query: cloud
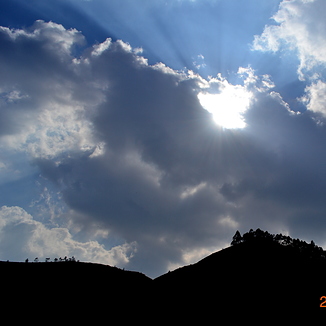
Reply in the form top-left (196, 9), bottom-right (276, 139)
top-left (2, 20), bottom-right (326, 277)
top-left (253, 0), bottom-right (326, 80)
top-left (300, 80), bottom-right (326, 117)
top-left (0, 206), bottom-right (136, 264)
top-left (0, 21), bottom-right (233, 276)
top-left (30, 36), bottom-right (290, 276)
top-left (0, 20), bottom-right (97, 158)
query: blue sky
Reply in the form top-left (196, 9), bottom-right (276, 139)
top-left (1, 0), bottom-right (326, 277)
top-left (0, 1), bottom-right (283, 75)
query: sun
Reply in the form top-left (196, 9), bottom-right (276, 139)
top-left (198, 84), bottom-right (252, 129)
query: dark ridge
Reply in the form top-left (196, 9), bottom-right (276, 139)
top-left (154, 229), bottom-right (326, 321)
top-left (3, 229), bottom-right (326, 322)
top-left (1, 260), bottom-right (152, 294)
top-left (2, 260), bottom-right (152, 322)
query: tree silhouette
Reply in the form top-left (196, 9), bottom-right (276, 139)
top-left (231, 228), bottom-right (325, 260)
top-left (231, 230), bottom-right (243, 246)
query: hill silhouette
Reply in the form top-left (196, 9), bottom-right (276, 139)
top-left (154, 229), bottom-right (326, 321)
top-left (2, 229), bottom-right (326, 322)
top-left (2, 260), bottom-right (152, 322)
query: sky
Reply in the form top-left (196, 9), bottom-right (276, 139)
top-left (1, 0), bottom-right (326, 277)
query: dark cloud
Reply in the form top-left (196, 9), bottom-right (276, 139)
top-left (30, 35), bottom-right (289, 275)
top-left (2, 20), bottom-right (326, 277)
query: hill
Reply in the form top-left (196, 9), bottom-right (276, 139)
top-left (1, 260), bottom-right (152, 321)
top-left (154, 229), bottom-right (326, 320)
top-left (2, 229), bottom-right (326, 321)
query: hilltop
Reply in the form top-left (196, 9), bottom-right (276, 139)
top-left (154, 229), bottom-right (326, 320)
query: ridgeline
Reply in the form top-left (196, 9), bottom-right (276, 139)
top-left (3, 229), bottom-right (326, 322)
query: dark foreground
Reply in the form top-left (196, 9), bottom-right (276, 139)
top-left (2, 230), bottom-right (326, 322)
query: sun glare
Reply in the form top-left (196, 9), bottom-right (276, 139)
top-left (198, 85), bottom-right (252, 129)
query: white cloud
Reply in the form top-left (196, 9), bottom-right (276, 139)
top-left (252, 0), bottom-right (326, 119)
top-left (0, 20), bottom-right (103, 160)
top-left (253, 0), bottom-right (326, 80)
top-left (3, 20), bottom-right (85, 55)
top-left (192, 54), bottom-right (206, 70)
top-left (300, 80), bottom-right (326, 116)
top-left (0, 206), bottom-right (136, 265)
top-left (91, 38), bottom-right (112, 56)
top-left (24, 101), bottom-right (95, 159)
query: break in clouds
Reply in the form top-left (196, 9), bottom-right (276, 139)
top-left (1, 0), bottom-right (326, 277)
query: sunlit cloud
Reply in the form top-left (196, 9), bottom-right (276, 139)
top-left (198, 76), bottom-right (253, 129)
top-left (253, 0), bottom-right (326, 80)
top-left (0, 205), bottom-right (136, 265)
